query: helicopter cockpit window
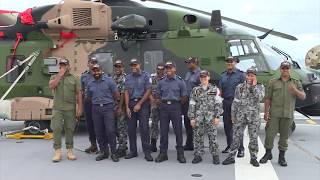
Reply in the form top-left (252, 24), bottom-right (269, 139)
top-left (258, 41), bottom-right (287, 70)
top-left (144, 50), bottom-right (164, 73)
top-left (92, 53), bottom-right (114, 76)
top-left (236, 57), bottom-right (269, 72)
top-left (6, 55), bottom-right (25, 83)
top-left (228, 39), bottom-right (259, 56)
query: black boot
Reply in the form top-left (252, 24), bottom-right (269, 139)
top-left (124, 152), bottom-right (138, 159)
top-left (116, 149), bottom-right (127, 158)
top-left (155, 152), bottom-right (168, 163)
top-left (177, 152), bottom-right (186, 163)
top-left (250, 158), bottom-right (260, 167)
top-left (237, 150), bottom-right (245, 158)
top-left (95, 150), bottom-right (109, 161)
top-left (222, 157), bottom-right (235, 165)
top-left (222, 146), bottom-right (230, 153)
top-left (278, 150), bottom-right (287, 167)
top-left (111, 153), bottom-right (119, 162)
top-left (85, 144), bottom-right (98, 154)
top-left (183, 144), bottom-right (194, 151)
top-left (259, 149), bottom-right (272, 164)
top-left (144, 153), bottom-right (153, 162)
top-left (192, 155), bottom-right (202, 164)
top-left (212, 155), bottom-right (220, 165)
top-left (151, 138), bottom-right (157, 152)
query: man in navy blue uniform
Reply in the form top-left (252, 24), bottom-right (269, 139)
top-left (87, 64), bottom-right (120, 162)
top-left (124, 58), bottom-right (153, 162)
top-left (155, 61), bottom-right (187, 163)
top-left (183, 57), bottom-right (201, 151)
top-left (80, 56), bottom-right (98, 154)
top-left (218, 56), bottom-right (246, 157)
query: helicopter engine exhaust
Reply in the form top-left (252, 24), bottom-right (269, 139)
top-left (210, 10), bottom-right (222, 33)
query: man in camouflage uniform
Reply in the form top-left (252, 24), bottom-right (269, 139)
top-left (113, 59), bottom-right (128, 158)
top-left (149, 63), bottom-right (165, 152)
top-left (222, 68), bottom-right (265, 167)
top-left (188, 70), bottom-right (223, 164)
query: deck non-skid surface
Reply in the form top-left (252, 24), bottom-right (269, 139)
top-left (1, 117), bottom-right (319, 180)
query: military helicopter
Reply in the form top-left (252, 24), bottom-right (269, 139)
top-left (0, 0), bottom-right (319, 134)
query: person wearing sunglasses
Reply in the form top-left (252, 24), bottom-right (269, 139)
top-left (260, 61), bottom-right (306, 166)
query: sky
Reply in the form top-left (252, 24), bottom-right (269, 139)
top-left (0, 0), bottom-right (319, 63)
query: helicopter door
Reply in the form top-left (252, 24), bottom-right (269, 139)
top-left (91, 52), bottom-right (114, 76)
top-left (5, 55), bottom-right (25, 83)
top-left (143, 50), bottom-right (164, 73)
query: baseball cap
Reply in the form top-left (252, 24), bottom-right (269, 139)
top-left (246, 68), bottom-right (257, 75)
top-left (114, 59), bottom-right (124, 66)
top-left (165, 61), bottom-right (176, 68)
top-left (280, 61), bottom-right (291, 69)
top-left (185, 57), bottom-right (199, 64)
top-left (130, 58), bottom-right (140, 65)
top-left (58, 58), bottom-right (69, 65)
top-left (225, 56), bottom-right (239, 63)
top-left (199, 70), bottom-right (210, 77)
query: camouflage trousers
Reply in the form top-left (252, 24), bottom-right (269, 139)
top-left (116, 112), bottom-right (128, 150)
top-left (229, 110), bottom-right (260, 159)
top-left (150, 105), bottom-right (160, 140)
top-left (193, 118), bottom-right (219, 156)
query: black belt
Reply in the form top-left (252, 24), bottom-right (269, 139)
top-left (161, 100), bottom-right (180, 105)
top-left (130, 98), bottom-right (142, 102)
top-left (93, 104), bottom-right (111, 107)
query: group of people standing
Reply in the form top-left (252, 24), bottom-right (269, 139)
top-left (48, 55), bottom-right (305, 167)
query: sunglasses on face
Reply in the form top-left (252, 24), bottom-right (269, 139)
top-left (200, 75), bottom-right (208, 78)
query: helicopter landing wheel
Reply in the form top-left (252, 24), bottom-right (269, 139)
top-left (24, 121), bottom-right (51, 135)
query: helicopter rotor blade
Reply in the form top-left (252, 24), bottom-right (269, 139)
top-left (141, 0), bottom-right (298, 41)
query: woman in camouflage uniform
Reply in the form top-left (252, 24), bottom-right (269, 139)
top-left (188, 70), bottom-right (223, 164)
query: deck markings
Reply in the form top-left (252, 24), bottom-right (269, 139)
top-left (235, 128), bottom-right (279, 180)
